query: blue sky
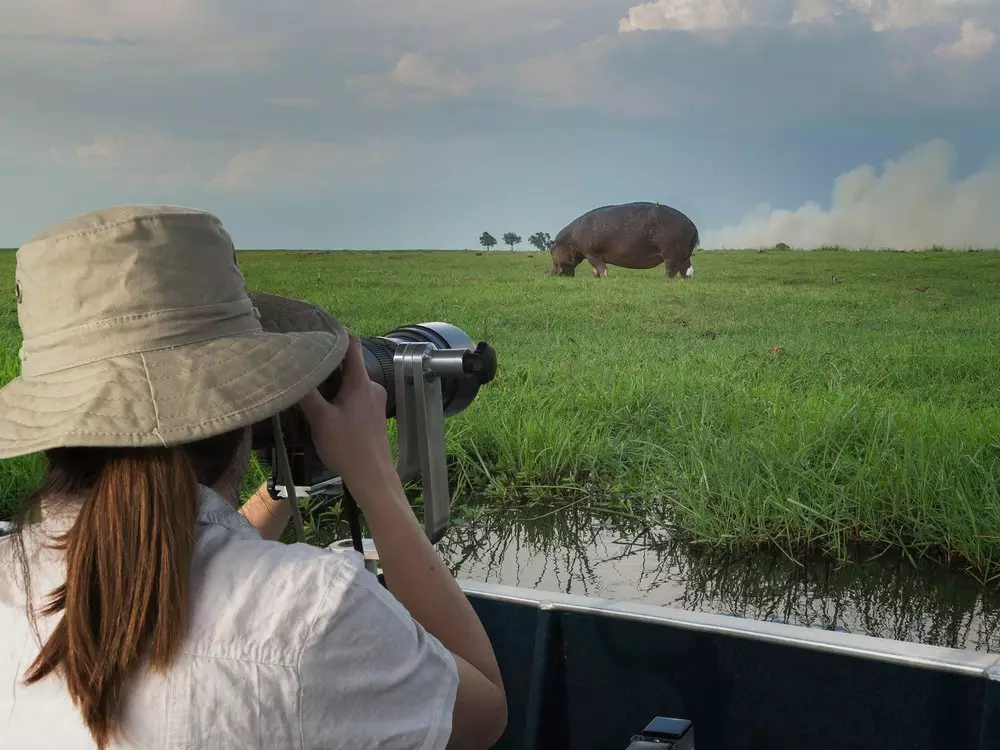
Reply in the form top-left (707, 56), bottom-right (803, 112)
top-left (2, 0), bottom-right (999, 250)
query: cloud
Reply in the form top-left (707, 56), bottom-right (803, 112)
top-left (2, 1), bottom-right (999, 252)
top-left (701, 138), bottom-right (1000, 250)
top-left (489, 15), bottom-right (987, 122)
top-left (619, 0), bottom-right (774, 33)
top-left (208, 145), bottom-right (273, 191)
top-left (44, 133), bottom-right (391, 191)
top-left (5, 0), bottom-right (995, 127)
top-left (3, 0), bottom-right (213, 40)
top-left (58, 134), bottom-right (202, 180)
top-left (155, 164), bottom-right (202, 188)
top-left (935, 18), bottom-right (998, 58)
top-left (792, 0), bottom-right (992, 31)
top-left (0, 0), bottom-right (291, 73)
top-left (207, 138), bottom-right (392, 191)
top-left (347, 54), bottom-right (472, 106)
top-left (619, 0), bottom-right (993, 33)
top-left (263, 97), bottom-right (321, 109)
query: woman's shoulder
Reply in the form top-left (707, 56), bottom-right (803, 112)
top-left (185, 529), bottom-right (374, 665)
top-left (179, 530), bottom-right (459, 749)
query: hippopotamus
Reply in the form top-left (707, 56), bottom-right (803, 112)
top-left (549, 202), bottom-right (700, 278)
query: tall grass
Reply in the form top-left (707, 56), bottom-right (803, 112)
top-left (2, 248), bottom-right (999, 577)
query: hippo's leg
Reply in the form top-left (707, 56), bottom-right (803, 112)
top-left (590, 258), bottom-right (609, 278)
top-left (661, 243), bottom-right (684, 278)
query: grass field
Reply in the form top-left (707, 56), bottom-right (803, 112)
top-left (2, 247), bottom-right (1000, 578)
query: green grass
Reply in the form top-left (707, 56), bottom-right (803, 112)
top-left (2, 247), bottom-right (1000, 578)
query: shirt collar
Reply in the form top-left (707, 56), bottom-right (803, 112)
top-left (196, 484), bottom-right (257, 533)
top-left (29, 484), bottom-right (254, 536)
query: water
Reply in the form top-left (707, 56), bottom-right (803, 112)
top-left (436, 504), bottom-right (1000, 652)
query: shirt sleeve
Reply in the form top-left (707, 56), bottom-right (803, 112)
top-left (297, 551), bottom-right (460, 750)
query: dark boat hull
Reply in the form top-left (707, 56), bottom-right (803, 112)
top-left (460, 580), bottom-right (1000, 750)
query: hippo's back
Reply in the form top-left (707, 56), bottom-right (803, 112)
top-left (557, 202), bottom-right (695, 246)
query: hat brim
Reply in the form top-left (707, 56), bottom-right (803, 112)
top-left (0, 292), bottom-right (349, 459)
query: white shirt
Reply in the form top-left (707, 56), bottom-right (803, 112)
top-left (0, 485), bottom-right (459, 749)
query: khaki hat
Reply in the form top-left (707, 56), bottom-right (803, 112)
top-left (0, 205), bottom-right (349, 459)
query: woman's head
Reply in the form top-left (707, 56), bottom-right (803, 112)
top-left (2, 205), bottom-right (349, 458)
top-left (0, 205), bottom-right (352, 749)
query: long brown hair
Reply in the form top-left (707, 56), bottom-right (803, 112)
top-left (9, 427), bottom-right (249, 749)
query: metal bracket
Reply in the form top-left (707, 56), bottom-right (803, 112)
top-left (277, 340), bottom-right (454, 544)
top-left (394, 341), bottom-right (450, 544)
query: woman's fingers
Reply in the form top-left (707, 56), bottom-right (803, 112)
top-left (297, 388), bottom-right (330, 427)
top-left (338, 335), bottom-right (367, 388)
top-left (298, 333), bottom-right (362, 422)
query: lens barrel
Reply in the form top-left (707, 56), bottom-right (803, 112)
top-left (251, 322), bottom-right (495, 463)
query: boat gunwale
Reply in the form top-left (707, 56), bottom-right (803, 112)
top-left (458, 578), bottom-right (1000, 679)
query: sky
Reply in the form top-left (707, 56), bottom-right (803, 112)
top-left (2, 0), bottom-right (999, 250)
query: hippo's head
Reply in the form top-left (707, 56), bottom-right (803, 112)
top-left (667, 254), bottom-right (695, 280)
top-left (548, 240), bottom-right (582, 276)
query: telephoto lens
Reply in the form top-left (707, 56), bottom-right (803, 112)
top-left (334, 323), bottom-right (496, 419)
top-left (250, 320), bottom-right (496, 490)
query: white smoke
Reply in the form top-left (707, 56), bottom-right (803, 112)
top-left (702, 138), bottom-right (1000, 250)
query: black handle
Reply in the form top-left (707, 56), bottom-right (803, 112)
top-left (463, 342), bottom-right (497, 385)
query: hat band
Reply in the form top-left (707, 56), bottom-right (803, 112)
top-left (19, 298), bottom-right (263, 377)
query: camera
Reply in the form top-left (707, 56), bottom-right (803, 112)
top-left (250, 322), bottom-right (497, 545)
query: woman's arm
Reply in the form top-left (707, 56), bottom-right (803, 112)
top-left (297, 335), bottom-right (508, 748)
top-left (238, 482), bottom-right (292, 541)
top-left (351, 465), bottom-right (508, 749)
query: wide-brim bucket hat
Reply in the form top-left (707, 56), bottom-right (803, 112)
top-left (0, 205), bottom-right (349, 459)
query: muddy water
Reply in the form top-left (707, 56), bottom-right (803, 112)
top-left (435, 505), bottom-right (1000, 653)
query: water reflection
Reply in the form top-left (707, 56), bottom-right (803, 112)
top-left (437, 504), bottom-right (1000, 652)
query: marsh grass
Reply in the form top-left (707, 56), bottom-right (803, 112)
top-left (2, 248), bottom-right (999, 578)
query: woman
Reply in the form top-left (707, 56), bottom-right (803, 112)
top-left (0, 205), bottom-right (507, 749)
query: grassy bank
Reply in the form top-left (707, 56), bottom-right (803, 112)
top-left (2, 248), bottom-right (999, 577)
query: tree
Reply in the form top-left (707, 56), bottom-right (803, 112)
top-left (502, 232), bottom-right (522, 252)
top-left (528, 232), bottom-right (553, 252)
top-left (479, 232), bottom-right (497, 252)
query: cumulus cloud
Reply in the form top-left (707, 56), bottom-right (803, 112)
top-left (702, 138), bottom-right (1000, 250)
top-left (935, 18), bottom-right (998, 57)
top-left (620, 0), bottom-right (992, 33)
top-left (492, 11), bottom-right (992, 121)
top-left (347, 54), bottom-right (472, 106)
top-left (619, 0), bottom-right (776, 33)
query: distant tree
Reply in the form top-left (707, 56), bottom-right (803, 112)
top-left (502, 232), bottom-right (522, 252)
top-left (528, 232), bottom-right (553, 252)
top-left (479, 232), bottom-right (497, 252)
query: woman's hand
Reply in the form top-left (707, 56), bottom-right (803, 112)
top-left (297, 335), bottom-right (395, 495)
